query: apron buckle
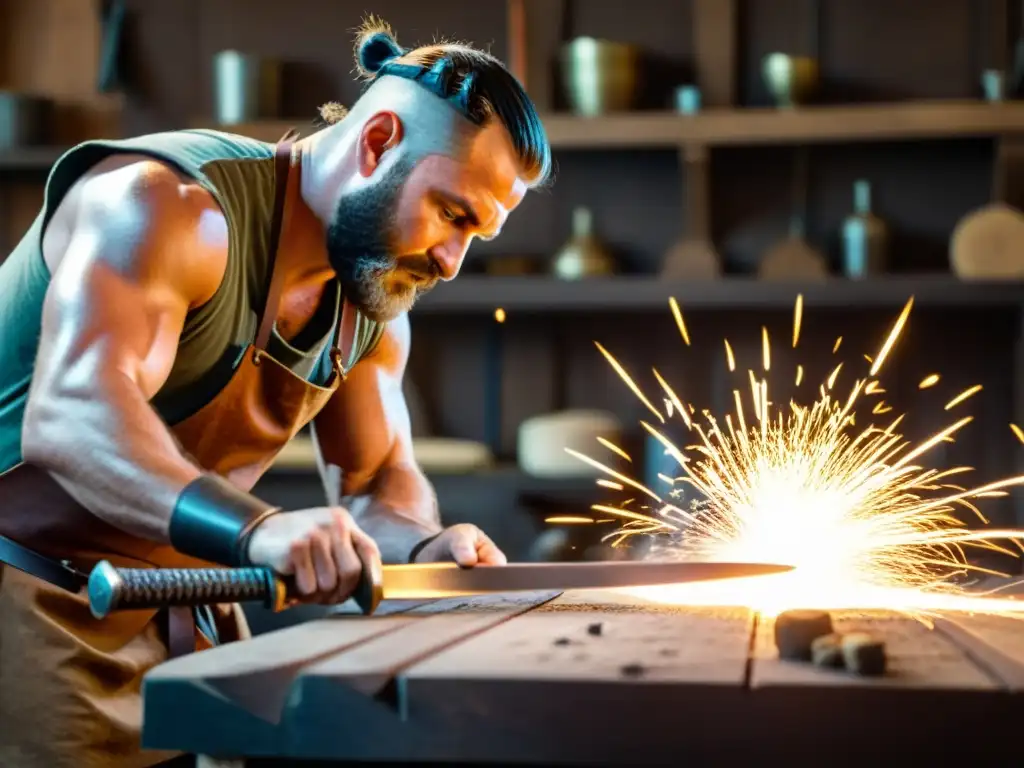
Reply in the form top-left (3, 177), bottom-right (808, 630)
top-left (330, 347), bottom-right (347, 381)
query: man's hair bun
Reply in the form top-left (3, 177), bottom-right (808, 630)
top-left (354, 17), bottom-right (404, 78)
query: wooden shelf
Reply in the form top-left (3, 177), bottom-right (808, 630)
top-left (265, 462), bottom-right (605, 500)
top-left (191, 101), bottom-right (1024, 150)
top-left (5, 100), bottom-right (1019, 177)
top-left (412, 275), bottom-right (1024, 314)
top-left (0, 146), bottom-right (66, 173)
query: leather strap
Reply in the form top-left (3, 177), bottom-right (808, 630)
top-left (408, 531), bottom-right (443, 563)
top-left (253, 128), bottom-right (355, 375)
top-left (0, 533), bottom-right (85, 592)
top-left (254, 137), bottom-right (297, 351)
top-left (166, 606), bottom-right (195, 659)
top-left (333, 298), bottom-right (355, 377)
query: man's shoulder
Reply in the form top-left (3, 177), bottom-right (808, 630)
top-left (46, 154), bottom-right (226, 304)
top-left (67, 154), bottom-right (217, 248)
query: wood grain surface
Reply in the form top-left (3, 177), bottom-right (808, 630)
top-left (142, 588), bottom-right (1024, 764)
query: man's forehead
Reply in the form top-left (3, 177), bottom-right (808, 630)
top-left (458, 122), bottom-right (527, 208)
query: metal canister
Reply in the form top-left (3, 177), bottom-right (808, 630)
top-left (212, 51), bottom-right (281, 125)
top-left (559, 38), bottom-right (640, 116)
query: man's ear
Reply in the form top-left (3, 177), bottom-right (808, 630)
top-left (357, 111), bottom-right (404, 177)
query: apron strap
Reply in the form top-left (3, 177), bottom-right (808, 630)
top-left (254, 134), bottom-right (298, 351)
top-left (166, 606), bottom-right (195, 658)
top-left (253, 127), bottom-right (357, 377)
top-left (332, 298), bottom-right (356, 377)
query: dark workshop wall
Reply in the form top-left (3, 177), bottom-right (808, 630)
top-left (3, 0), bottom-right (1022, 570)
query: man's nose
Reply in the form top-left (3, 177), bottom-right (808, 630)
top-left (429, 237), bottom-right (470, 281)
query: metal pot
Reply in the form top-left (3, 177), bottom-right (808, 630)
top-left (559, 37), bottom-right (640, 116)
top-left (551, 207), bottom-right (616, 279)
top-left (0, 91), bottom-right (54, 149)
top-left (762, 53), bottom-right (819, 107)
top-left (212, 51), bottom-right (282, 125)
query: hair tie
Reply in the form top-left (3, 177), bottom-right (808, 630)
top-left (358, 31), bottom-right (404, 74)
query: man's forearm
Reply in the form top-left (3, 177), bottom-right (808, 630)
top-left (340, 464), bottom-right (442, 564)
top-left (23, 372), bottom-right (202, 543)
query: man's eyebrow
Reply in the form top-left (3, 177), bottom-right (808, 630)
top-left (435, 190), bottom-right (503, 241)
top-left (435, 190), bottom-right (481, 226)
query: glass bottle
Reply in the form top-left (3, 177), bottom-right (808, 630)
top-left (842, 180), bottom-right (888, 278)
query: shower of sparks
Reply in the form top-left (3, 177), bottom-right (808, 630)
top-left (544, 515), bottom-right (596, 525)
top-left (1012, 424), bottom-right (1024, 445)
top-left (944, 384), bottom-right (982, 411)
top-left (571, 295), bottom-right (1024, 620)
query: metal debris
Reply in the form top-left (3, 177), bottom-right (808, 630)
top-left (774, 609), bottom-right (834, 661)
top-left (841, 631), bottom-right (887, 676)
top-left (810, 633), bottom-right (844, 669)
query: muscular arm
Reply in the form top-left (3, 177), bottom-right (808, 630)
top-left (311, 313), bottom-right (441, 564)
top-left (21, 157), bottom-right (224, 542)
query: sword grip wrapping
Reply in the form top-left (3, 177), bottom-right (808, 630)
top-left (87, 559), bottom-right (383, 619)
top-left (87, 561), bottom-right (283, 618)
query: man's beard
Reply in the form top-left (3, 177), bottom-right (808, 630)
top-left (325, 155), bottom-right (438, 324)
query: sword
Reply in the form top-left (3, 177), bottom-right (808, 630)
top-left (86, 559), bottom-right (794, 618)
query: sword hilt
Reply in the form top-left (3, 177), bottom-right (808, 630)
top-left (87, 561), bottom-right (382, 619)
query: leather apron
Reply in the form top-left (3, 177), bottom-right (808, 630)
top-left (0, 138), bottom-right (358, 767)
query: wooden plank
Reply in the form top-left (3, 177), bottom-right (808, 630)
top-left (144, 592), bottom-right (557, 759)
top-left (692, 0), bottom-right (737, 107)
top-left (752, 610), bottom-right (996, 690)
top-left (934, 614), bottom-right (1024, 690)
top-left (281, 591), bottom-right (559, 761)
top-left (746, 610), bottom-right (1019, 761)
top-left (142, 613), bottom-right (415, 756)
top-left (192, 102), bottom-right (1024, 150)
top-left (546, 102), bottom-right (1024, 147)
top-left (396, 590), bottom-right (754, 764)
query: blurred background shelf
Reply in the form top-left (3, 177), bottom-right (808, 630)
top-left (266, 460), bottom-right (608, 500)
top-left (189, 102), bottom-right (1024, 150)
top-left (266, 436), bottom-right (608, 501)
top-left (5, 0), bottom-right (1024, 579)
top-left (0, 146), bottom-right (67, 173)
top-left (414, 275), bottom-right (1024, 313)
top-left (12, 100), bottom-right (1024, 178)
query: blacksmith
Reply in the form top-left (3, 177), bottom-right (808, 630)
top-left (0, 17), bottom-right (551, 767)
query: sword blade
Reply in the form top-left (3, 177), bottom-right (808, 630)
top-left (377, 560), bottom-right (794, 598)
top-left (86, 560), bottom-right (794, 619)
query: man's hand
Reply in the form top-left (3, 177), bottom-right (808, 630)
top-left (413, 524), bottom-right (508, 566)
top-left (245, 508), bottom-right (382, 603)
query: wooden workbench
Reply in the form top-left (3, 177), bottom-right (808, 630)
top-left (142, 588), bottom-right (1024, 765)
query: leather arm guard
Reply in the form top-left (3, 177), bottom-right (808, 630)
top-left (168, 474), bottom-right (281, 567)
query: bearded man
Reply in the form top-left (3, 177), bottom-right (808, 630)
top-left (0, 17), bottom-right (551, 768)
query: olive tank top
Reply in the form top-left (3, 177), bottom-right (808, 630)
top-left (0, 129), bottom-right (385, 473)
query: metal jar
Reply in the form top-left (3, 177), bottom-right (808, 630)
top-left (212, 51), bottom-right (281, 125)
top-left (559, 37), bottom-right (640, 116)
